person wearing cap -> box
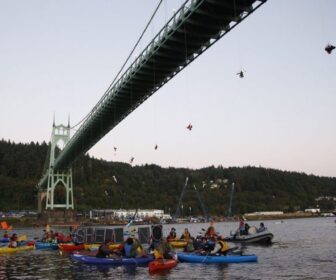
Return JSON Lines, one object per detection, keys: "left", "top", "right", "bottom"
{"left": 167, "top": 227, "right": 177, "bottom": 241}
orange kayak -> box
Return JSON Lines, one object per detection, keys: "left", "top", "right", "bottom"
{"left": 149, "top": 259, "right": 177, "bottom": 273}
{"left": 59, "top": 243, "right": 84, "bottom": 252}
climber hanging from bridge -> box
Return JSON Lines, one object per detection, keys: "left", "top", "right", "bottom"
{"left": 186, "top": 123, "right": 193, "bottom": 131}
{"left": 237, "top": 70, "right": 245, "bottom": 78}
{"left": 325, "top": 44, "right": 335, "bottom": 54}
{"left": 113, "top": 175, "right": 118, "bottom": 183}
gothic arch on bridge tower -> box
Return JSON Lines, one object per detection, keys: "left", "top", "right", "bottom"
{"left": 45, "top": 122, "right": 74, "bottom": 210}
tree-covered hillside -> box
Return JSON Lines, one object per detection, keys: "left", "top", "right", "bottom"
{"left": 0, "top": 140, "right": 335, "bottom": 214}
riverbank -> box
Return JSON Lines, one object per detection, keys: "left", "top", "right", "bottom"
{"left": 1, "top": 212, "right": 330, "bottom": 228}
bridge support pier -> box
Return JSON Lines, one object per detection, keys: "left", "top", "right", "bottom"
{"left": 42, "top": 120, "right": 75, "bottom": 211}
{"left": 46, "top": 168, "right": 74, "bottom": 210}
{"left": 40, "top": 209, "right": 77, "bottom": 224}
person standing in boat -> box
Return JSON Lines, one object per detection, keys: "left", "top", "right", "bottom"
{"left": 244, "top": 223, "right": 250, "bottom": 235}
{"left": 239, "top": 217, "right": 245, "bottom": 235}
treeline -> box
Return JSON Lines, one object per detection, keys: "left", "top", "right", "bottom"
{"left": 0, "top": 139, "right": 335, "bottom": 214}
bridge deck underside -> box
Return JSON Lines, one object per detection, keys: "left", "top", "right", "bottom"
{"left": 39, "top": 0, "right": 266, "bottom": 188}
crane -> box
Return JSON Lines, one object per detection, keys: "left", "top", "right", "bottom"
{"left": 193, "top": 184, "right": 210, "bottom": 222}
{"left": 174, "top": 177, "right": 189, "bottom": 219}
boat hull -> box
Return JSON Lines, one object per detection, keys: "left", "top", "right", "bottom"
{"left": 0, "top": 246, "right": 34, "bottom": 254}
{"left": 169, "top": 240, "right": 187, "bottom": 248}
{"left": 149, "top": 259, "right": 177, "bottom": 272}
{"left": 59, "top": 243, "right": 85, "bottom": 252}
{"left": 35, "top": 242, "right": 59, "bottom": 250}
{"left": 224, "top": 232, "right": 273, "bottom": 244}
{"left": 71, "top": 253, "right": 154, "bottom": 265}
{"left": 177, "top": 253, "right": 257, "bottom": 263}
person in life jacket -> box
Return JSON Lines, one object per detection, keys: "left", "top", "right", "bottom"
{"left": 122, "top": 237, "right": 139, "bottom": 258}
{"left": 154, "top": 238, "right": 175, "bottom": 259}
{"left": 210, "top": 237, "right": 230, "bottom": 255}
{"left": 180, "top": 228, "right": 192, "bottom": 241}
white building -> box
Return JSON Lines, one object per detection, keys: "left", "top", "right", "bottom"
{"left": 304, "top": 208, "right": 320, "bottom": 213}
{"left": 244, "top": 211, "right": 284, "bottom": 216}
{"left": 90, "top": 209, "right": 171, "bottom": 220}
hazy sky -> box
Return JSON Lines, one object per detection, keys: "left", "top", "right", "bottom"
{"left": 1, "top": 0, "right": 335, "bottom": 177}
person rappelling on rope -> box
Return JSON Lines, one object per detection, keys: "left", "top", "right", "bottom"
{"left": 325, "top": 44, "right": 335, "bottom": 54}
{"left": 186, "top": 123, "right": 193, "bottom": 131}
{"left": 113, "top": 146, "right": 117, "bottom": 152}
{"left": 154, "top": 144, "right": 158, "bottom": 150}
{"left": 237, "top": 70, "right": 245, "bottom": 78}
{"left": 113, "top": 175, "right": 118, "bottom": 183}
{"left": 129, "top": 157, "right": 134, "bottom": 164}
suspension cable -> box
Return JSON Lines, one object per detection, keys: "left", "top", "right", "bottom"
{"left": 71, "top": 0, "right": 164, "bottom": 129}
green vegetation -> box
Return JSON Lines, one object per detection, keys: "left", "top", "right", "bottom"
{"left": 0, "top": 139, "right": 335, "bottom": 214}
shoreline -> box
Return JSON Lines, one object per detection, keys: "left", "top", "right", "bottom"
{"left": 1, "top": 212, "right": 330, "bottom": 228}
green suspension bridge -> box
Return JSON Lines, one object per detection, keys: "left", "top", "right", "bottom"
{"left": 37, "top": 0, "right": 268, "bottom": 212}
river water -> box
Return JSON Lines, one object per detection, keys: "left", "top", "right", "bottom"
{"left": 0, "top": 217, "right": 335, "bottom": 279}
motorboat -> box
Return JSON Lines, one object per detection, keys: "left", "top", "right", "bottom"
{"left": 224, "top": 226, "right": 273, "bottom": 244}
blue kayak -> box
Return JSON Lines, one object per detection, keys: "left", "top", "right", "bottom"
{"left": 178, "top": 253, "right": 257, "bottom": 263}
{"left": 35, "top": 242, "right": 59, "bottom": 250}
{"left": 71, "top": 253, "right": 154, "bottom": 265}
{"left": 0, "top": 238, "right": 9, "bottom": 243}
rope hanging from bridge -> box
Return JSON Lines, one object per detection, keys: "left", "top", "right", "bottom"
{"left": 70, "top": 0, "right": 165, "bottom": 130}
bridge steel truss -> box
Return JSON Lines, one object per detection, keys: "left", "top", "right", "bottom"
{"left": 38, "top": 0, "right": 267, "bottom": 189}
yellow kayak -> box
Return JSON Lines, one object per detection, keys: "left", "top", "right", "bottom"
{"left": 169, "top": 240, "right": 187, "bottom": 248}
{"left": 83, "top": 243, "right": 122, "bottom": 251}
{"left": 0, "top": 246, "right": 34, "bottom": 254}
{"left": 83, "top": 244, "right": 101, "bottom": 250}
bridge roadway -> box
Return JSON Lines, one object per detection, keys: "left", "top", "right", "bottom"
{"left": 38, "top": 0, "right": 267, "bottom": 189}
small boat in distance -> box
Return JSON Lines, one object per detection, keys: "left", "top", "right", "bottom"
{"left": 224, "top": 226, "right": 273, "bottom": 244}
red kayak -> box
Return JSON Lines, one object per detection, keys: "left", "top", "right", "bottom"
{"left": 59, "top": 243, "right": 84, "bottom": 252}
{"left": 149, "top": 259, "right": 177, "bottom": 273}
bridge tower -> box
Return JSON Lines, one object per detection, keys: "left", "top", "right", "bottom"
{"left": 45, "top": 119, "right": 74, "bottom": 210}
